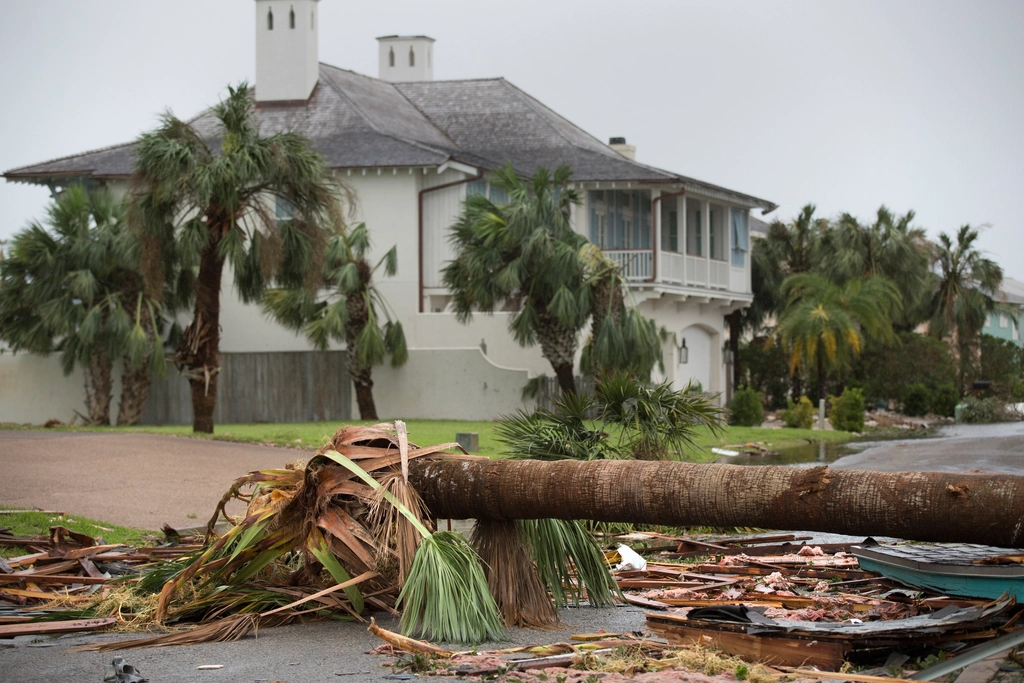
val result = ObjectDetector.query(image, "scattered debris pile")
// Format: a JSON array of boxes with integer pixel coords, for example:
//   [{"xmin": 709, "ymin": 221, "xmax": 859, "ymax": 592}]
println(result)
[{"xmin": 0, "ymin": 524, "xmax": 200, "ymax": 638}]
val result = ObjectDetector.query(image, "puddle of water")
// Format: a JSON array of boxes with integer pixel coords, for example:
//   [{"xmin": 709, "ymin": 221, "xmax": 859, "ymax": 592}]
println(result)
[{"xmin": 719, "ymin": 440, "xmax": 859, "ymax": 467}]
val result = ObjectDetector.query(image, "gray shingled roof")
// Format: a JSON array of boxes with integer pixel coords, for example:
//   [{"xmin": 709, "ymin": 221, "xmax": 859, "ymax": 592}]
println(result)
[{"xmin": 5, "ymin": 65, "xmax": 775, "ymax": 210}]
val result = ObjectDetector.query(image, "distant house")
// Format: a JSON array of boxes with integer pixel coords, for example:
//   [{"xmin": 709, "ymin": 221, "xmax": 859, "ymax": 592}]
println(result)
[
  {"xmin": 2, "ymin": 0, "xmax": 775, "ymax": 424},
  {"xmin": 983, "ymin": 277, "xmax": 1024, "ymax": 347}
]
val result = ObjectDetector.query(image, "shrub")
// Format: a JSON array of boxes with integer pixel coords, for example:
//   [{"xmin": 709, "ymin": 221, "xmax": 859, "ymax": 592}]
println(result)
[
  {"xmin": 959, "ymin": 396, "xmax": 1009, "ymax": 424},
  {"xmin": 781, "ymin": 396, "xmax": 815, "ymax": 429},
  {"xmin": 738, "ymin": 337, "xmax": 790, "ymax": 410},
  {"xmin": 931, "ymin": 384, "xmax": 959, "ymax": 418},
  {"xmin": 852, "ymin": 332, "xmax": 956, "ymax": 407},
  {"xmin": 902, "ymin": 384, "xmax": 931, "ymax": 417},
  {"xmin": 829, "ymin": 387, "xmax": 865, "ymax": 432},
  {"xmin": 728, "ymin": 387, "xmax": 764, "ymax": 427}
]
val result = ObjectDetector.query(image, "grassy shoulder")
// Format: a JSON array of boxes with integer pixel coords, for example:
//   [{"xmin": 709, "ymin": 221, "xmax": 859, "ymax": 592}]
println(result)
[
  {"xmin": 0, "ymin": 506, "xmax": 153, "ymax": 557},
  {"xmin": 4, "ymin": 420, "xmax": 858, "ymax": 459}
]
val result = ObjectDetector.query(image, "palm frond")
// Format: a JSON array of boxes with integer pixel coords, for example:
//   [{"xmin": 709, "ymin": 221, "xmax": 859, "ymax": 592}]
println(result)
[{"xmin": 519, "ymin": 518, "xmax": 617, "ymax": 608}]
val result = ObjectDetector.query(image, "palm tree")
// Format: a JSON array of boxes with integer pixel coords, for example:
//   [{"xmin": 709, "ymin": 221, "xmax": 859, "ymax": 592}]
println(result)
[
  {"xmin": 0, "ymin": 186, "xmax": 167, "ymax": 425},
  {"xmin": 928, "ymin": 225, "xmax": 1006, "ymax": 392},
  {"xmin": 496, "ymin": 372, "xmax": 724, "ymax": 461},
  {"xmin": 775, "ymin": 273, "xmax": 900, "ymax": 403},
  {"xmin": 824, "ymin": 206, "xmax": 932, "ymax": 329},
  {"xmin": 751, "ymin": 204, "xmax": 829, "ymax": 398},
  {"xmin": 263, "ymin": 223, "xmax": 407, "ymax": 420},
  {"xmin": 578, "ymin": 244, "xmax": 665, "ymax": 379},
  {"xmin": 129, "ymin": 83, "xmax": 342, "ymax": 433},
  {"xmin": 444, "ymin": 164, "xmax": 589, "ymax": 395},
  {"xmin": 407, "ymin": 457, "xmax": 1023, "ymax": 547}
]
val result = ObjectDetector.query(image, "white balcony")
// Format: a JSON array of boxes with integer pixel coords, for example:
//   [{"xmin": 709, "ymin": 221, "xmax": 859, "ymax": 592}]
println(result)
[{"xmin": 604, "ymin": 249, "xmax": 653, "ymax": 281}]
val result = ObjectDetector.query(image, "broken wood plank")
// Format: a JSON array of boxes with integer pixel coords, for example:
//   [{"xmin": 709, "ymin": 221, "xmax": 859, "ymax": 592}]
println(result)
[
  {"xmin": 621, "ymin": 594, "xmax": 670, "ymax": 610},
  {"xmin": 781, "ymin": 667, "xmax": 917, "ymax": 683},
  {"xmin": 0, "ymin": 617, "xmax": 117, "ymax": 637},
  {"xmin": 648, "ymin": 620, "xmax": 849, "ymax": 669},
  {"xmin": 61, "ymin": 544, "xmax": 124, "ymax": 560},
  {"xmin": 4, "ymin": 552, "xmax": 49, "ymax": 568}
]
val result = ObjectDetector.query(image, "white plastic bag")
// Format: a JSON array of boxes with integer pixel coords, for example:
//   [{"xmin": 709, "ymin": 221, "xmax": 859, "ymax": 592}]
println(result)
[{"xmin": 614, "ymin": 544, "xmax": 647, "ymax": 571}]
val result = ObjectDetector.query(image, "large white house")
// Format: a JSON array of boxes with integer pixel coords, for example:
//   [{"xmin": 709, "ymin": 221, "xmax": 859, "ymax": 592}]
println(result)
[{"xmin": 2, "ymin": 0, "xmax": 775, "ymax": 424}]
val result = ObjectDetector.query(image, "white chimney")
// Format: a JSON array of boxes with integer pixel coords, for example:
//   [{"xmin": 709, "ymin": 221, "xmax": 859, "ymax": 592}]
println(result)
[
  {"xmin": 609, "ymin": 137, "xmax": 636, "ymax": 160},
  {"xmin": 255, "ymin": 0, "xmax": 320, "ymax": 102},
  {"xmin": 377, "ymin": 35, "xmax": 435, "ymax": 82}
]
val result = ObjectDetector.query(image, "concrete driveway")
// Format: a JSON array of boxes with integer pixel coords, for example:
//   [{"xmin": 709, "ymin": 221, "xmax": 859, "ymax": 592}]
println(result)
[{"xmin": 0, "ymin": 430, "xmax": 314, "ymax": 531}]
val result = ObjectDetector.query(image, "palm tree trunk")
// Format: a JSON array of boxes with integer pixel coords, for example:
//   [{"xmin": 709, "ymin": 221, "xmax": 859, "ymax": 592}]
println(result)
[
  {"xmin": 553, "ymin": 363, "xmax": 576, "ymax": 396},
  {"xmin": 352, "ymin": 367, "xmax": 378, "ymax": 420},
  {"xmin": 346, "ymin": 277, "xmax": 378, "ymax": 421},
  {"xmin": 536, "ymin": 307, "xmax": 577, "ymax": 395},
  {"xmin": 726, "ymin": 310, "xmax": 741, "ymax": 393},
  {"xmin": 117, "ymin": 359, "xmax": 152, "ymax": 426},
  {"xmin": 183, "ymin": 239, "xmax": 225, "ymax": 434},
  {"xmin": 409, "ymin": 459, "xmax": 1024, "ymax": 547},
  {"xmin": 83, "ymin": 348, "xmax": 113, "ymax": 426},
  {"xmin": 817, "ymin": 345, "xmax": 827, "ymax": 403},
  {"xmin": 117, "ymin": 307, "xmax": 156, "ymax": 426}
]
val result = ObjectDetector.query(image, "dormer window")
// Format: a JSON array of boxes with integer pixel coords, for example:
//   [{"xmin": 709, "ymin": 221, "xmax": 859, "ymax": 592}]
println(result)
[
  {"xmin": 409, "ymin": 47, "xmax": 415, "ymax": 67},
  {"xmin": 267, "ymin": 8, "xmax": 273, "ymax": 30},
  {"xmin": 289, "ymin": 7, "xmax": 295, "ymax": 28},
  {"xmin": 389, "ymin": 47, "xmax": 395, "ymax": 67}
]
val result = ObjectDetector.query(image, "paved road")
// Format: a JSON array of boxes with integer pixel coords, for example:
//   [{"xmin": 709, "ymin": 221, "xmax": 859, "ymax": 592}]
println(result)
[
  {"xmin": 830, "ymin": 421, "xmax": 1024, "ymax": 474},
  {"xmin": 0, "ymin": 431, "xmax": 313, "ymax": 531}
]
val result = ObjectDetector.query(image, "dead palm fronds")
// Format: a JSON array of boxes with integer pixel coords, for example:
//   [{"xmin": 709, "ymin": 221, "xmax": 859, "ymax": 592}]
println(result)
[{"xmin": 471, "ymin": 519, "xmax": 559, "ymax": 629}]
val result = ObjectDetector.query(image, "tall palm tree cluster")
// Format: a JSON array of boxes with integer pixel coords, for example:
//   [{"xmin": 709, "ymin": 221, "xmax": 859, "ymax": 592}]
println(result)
[
  {"xmin": 745, "ymin": 204, "xmax": 1011, "ymax": 404},
  {"xmin": 0, "ymin": 84, "xmax": 407, "ymax": 431},
  {"xmin": 0, "ymin": 186, "xmax": 170, "ymax": 425}
]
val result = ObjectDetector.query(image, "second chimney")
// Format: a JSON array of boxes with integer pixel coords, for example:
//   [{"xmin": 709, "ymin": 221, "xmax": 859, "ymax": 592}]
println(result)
[
  {"xmin": 377, "ymin": 35, "xmax": 435, "ymax": 82},
  {"xmin": 609, "ymin": 137, "xmax": 636, "ymax": 160}
]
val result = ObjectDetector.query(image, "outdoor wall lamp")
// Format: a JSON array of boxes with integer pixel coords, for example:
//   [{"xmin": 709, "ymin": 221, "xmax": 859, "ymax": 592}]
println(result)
[
  {"xmin": 678, "ymin": 337, "xmax": 688, "ymax": 364},
  {"xmin": 723, "ymin": 344, "xmax": 734, "ymax": 365}
]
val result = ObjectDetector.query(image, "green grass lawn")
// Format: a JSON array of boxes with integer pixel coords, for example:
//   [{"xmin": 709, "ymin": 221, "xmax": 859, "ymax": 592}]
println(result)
[
  {"xmin": 0, "ymin": 506, "xmax": 153, "ymax": 557},
  {"xmin": 6, "ymin": 420, "xmax": 856, "ymax": 459}
]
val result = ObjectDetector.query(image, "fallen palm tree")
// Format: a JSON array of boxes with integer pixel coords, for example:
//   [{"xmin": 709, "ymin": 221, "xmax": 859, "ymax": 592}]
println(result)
[
  {"xmin": 78, "ymin": 421, "xmax": 614, "ymax": 650},
  {"xmin": 74, "ymin": 376, "xmax": 1024, "ymax": 650},
  {"xmin": 409, "ymin": 458, "xmax": 1024, "ymax": 547}
]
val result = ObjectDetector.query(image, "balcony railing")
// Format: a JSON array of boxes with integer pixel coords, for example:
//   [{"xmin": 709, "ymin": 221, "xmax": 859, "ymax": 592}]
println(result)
[
  {"xmin": 604, "ymin": 249, "xmax": 652, "ymax": 281},
  {"xmin": 604, "ymin": 249, "xmax": 740, "ymax": 293}
]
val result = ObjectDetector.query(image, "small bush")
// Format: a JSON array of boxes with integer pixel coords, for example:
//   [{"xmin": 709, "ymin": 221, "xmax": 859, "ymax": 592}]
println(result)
[
  {"xmin": 781, "ymin": 396, "xmax": 815, "ymax": 429},
  {"xmin": 931, "ymin": 384, "xmax": 959, "ymax": 418},
  {"xmin": 728, "ymin": 387, "xmax": 764, "ymax": 427},
  {"xmin": 959, "ymin": 396, "xmax": 1009, "ymax": 424},
  {"xmin": 829, "ymin": 387, "xmax": 865, "ymax": 432},
  {"xmin": 902, "ymin": 384, "xmax": 931, "ymax": 417}
]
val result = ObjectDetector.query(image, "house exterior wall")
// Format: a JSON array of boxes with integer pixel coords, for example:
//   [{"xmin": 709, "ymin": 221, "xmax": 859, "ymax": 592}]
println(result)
[
  {"xmin": 2, "ymin": 165, "xmax": 758, "ymax": 423},
  {"xmin": 982, "ymin": 311, "xmax": 1022, "ymax": 346},
  {"xmin": 0, "ymin": 352, "xmax": 92, "ymax": 424}
]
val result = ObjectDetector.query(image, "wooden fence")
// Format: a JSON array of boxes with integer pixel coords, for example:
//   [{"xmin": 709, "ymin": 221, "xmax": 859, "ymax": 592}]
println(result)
[
  {"xmin": 141, "ymin": 351, "xmax": 351, "ymax": 425},
  {"xmin": 532, "ymin": 374, "xmax": 595, "ymax": 412}
]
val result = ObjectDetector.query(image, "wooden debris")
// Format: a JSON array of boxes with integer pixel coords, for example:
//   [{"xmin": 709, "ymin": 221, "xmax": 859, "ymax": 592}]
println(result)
[{"xmin": 0, "ymin": 617, "xmax": 116, "ymax": 637}]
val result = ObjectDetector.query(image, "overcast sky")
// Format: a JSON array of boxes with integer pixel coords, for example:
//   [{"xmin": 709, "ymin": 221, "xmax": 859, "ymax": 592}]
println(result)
[{"xmin": 2, "ymin": 1, "xmax": 1022, "ymax": 280}]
